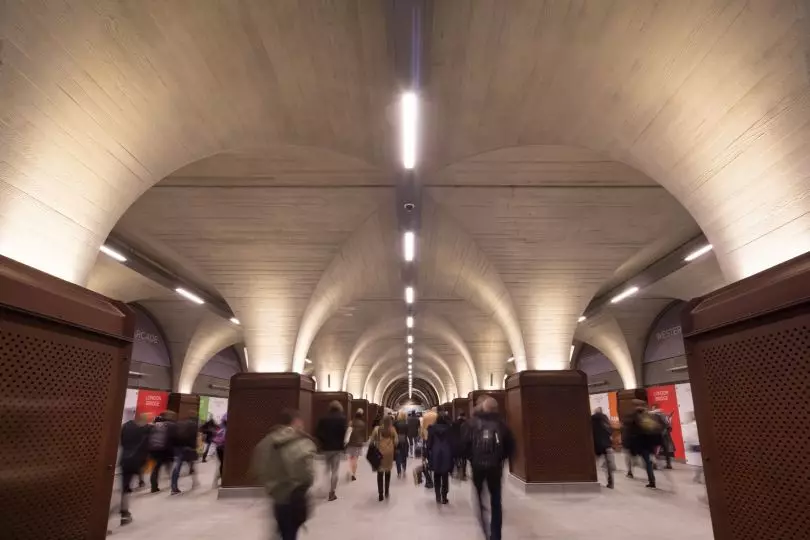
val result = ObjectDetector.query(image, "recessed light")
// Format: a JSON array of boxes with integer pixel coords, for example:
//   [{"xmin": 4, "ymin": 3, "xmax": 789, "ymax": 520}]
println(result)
[
  {"xmin": 404, "ymin": 231, "xmax": 416, "ymax": 262},
  {"xmin": 578, "ymin": 316, "xmax": 586, "ymax": 323},
  {"xmin": 304, "ymin": 358, "xmax": 312, "ymax": 364},
  {"xmin": 229, "ymin": 317, "xmax": 240, "ymax": 325},
  {"xmin": 401, "ymin": 91, "xmax": 418, "ymax": 170},
  {"xmin": 507, "ymin": 356, "xmax": 514, "ymax": 363},
  {"xmin": 407, "ymin": 335, "xmax": 414, "ymax": 344},
  {"xmin": 407, "ymin": 348, "xmax": 413, "ymax": 355},
  {"xmin": 406, "ymin": 315, "xmax": 414, "ymax": 328},
  {"xmin": 405, "ymin": 286, "xmax": 415, "ymax": 304}
]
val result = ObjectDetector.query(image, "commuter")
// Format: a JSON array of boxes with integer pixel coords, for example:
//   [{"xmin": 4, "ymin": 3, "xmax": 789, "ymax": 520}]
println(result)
[
  {"xmin": 591, "ymin": 407, "xmax": 615, "ymax": 489},
  {"xmin": 631, "ymin": 401, "xmax": 663, "ymax": 489},
  {"xmin": 315, "ymin": 400, "xmax": 347, "ymax": 502},
  {"xmin": 199, "ymin": 415, "xmax": 217, "ymax": 462},
  {"xmin": 171, "ymin": 413, "xmax": 199, "ymax": 494},
  {"xmin": 119, "ymin": 414, "xmax": 149, "ymax": 525},
  {"xmin": 212, "ymin": 415, "xmax": 227, "ymax": 487},
  {"xmin": 394, "ymin": 411, "xmax": 409, "ymax": 478},
  {"xmin": 451, "ymin": 411, "xmax": 468, "ymax": 480},
  {"xmin": 253, "ymin": 409, "xmax": 316, "ymax": 540},
  {"xmin": 426, "ymin": 408, "xmax": 454, "ymax": 504},
  {"xmin": 419, "ymin": 408, "xmax": 438, "ymax": 489},
  {"xmin": 345, "ymin": 408, "xmax": 366, "ymax": 482},
  {"xmin": 407, "ymin": 410, "xmax": 421, "ymax": 457},
  {"xmin": 148, "ymin": 411, "xmax": 176, "ymax": 493},
  {"xmin": 466, "ymin": 396, "xmax": 515, "ymax": 540},
  {"xmin": 650, "ymin": 403, "xmax": 675, "ymax": 469},
  {"xmin": 369, "ymin": 415, "xmax": 397, "ymax": 501}
]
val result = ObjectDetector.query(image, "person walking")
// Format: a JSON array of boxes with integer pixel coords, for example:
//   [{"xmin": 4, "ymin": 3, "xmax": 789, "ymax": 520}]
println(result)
[
  {"xmin": 346, "ymin": 408, "xmax": 366, "ymax": 482},
  {"xmin": 466, "ymin": 396, "xmax": 515, "ymax": 540},
  {"xmin": 199, "ymin": 415, "xmax": 217, "ymax": 462},
  {"xmin": 650, "ymin": 403, "xmax": 675, "ymax": 469},
  {"xmin": 632, "ymin": 402, "xmax": 662, "ymax": 489},
  {"xmin": 212, "ymin": 415, "xmax": 227, "ymax": 488},
  {"xmin": 148, "ymin": 412, "xmax": 176, "ymax": 493},
  {"xmin": 394, "ymin": 411, "xmax": 409, "ymax": 478},
  {"xmin": 420, "ymin": 408, "xmax": 438, "ymax": 489},
  {"xmin": 591, "ymin": 407, "xmax": 615, "ymax": 489},
  {"xmin": 369, "ymin": 415, "xmax": 397, "ymax": 501},
  {"xmin": 427, "ymin": 409, "xmax": 454, "ymax": 504},
  {"xmin": 253, "ymin": 409, "xmax": 316, "ymax": 540},
  {"xmin": 170, "ymin": 413, "xmax": 199, "ymax": 495},
  {"xmin": 315, "ymin": 400, "xmax": 347, "ymax": 502},
  {"xmin": 451, "ymin": 411, "xmax": 468, "ymax": 480},
  {"xmin": 119, "ymin": 414, "xmax": 149, "ymax": 525},
  {"xmin": 407, "ymin": 411, "xmax": 421, "ymax": 457}
]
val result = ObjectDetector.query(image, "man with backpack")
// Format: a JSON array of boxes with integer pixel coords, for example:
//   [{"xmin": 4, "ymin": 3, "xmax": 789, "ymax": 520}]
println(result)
[
  {"xmin": 252, "ymin": 409, "xmax": 316, "ymax": 540},
  {"xmin": 632, "ymin": 401, "xmax": 663, "ymax": 489},
  {"xmin": 148, "ymin": 411, "xmax": 176, "ymax": 493},
  {"xmin": 466, "ymin": 396, "xmax": 515, "ymax": 540},
  {"xmin": 426, "ymin": 408, "xmax": 455, "ymax": 504},
  {"xmin": 170, "ymin": 413, "xmax": 200, "ymax": 494}
]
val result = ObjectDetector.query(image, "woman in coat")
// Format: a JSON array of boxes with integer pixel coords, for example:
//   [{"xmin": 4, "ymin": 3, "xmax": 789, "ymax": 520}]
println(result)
[
  {"xmin": 346, "ymin": 409, "xmax": 366, "ymax": 482},
  {"xmin": 370, "ymin": 415, "xmax": 398, "ymax": 501},
  {"xmin": 394, "ymin": 411, "xmax": 409, "ymax": 478}
]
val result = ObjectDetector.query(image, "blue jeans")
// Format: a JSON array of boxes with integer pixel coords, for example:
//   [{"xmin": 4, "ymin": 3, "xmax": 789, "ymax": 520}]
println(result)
[
  {"xmin": 640, "ymin": 450, "xmax": 656, "ymax": 486},
  {"xmin": 171, "ymin": 448, "xmax": 197, "ymax": 492}
]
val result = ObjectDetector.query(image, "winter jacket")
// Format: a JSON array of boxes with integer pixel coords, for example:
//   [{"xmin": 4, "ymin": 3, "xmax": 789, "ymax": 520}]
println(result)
[
  {"xmin": 591, "ymin": 412, "xmax": 613, "ymax": 455},
  {"xmin": 200, "ymin": 419, "xmax": 217, "ymax": 443},
  {"xmin": 407, "ymin": 416, "xmax": 421, "ymax": 438},
  {"xmin": 120, "ymin": 421, "xmax": 150, "ymax": 473},
  {"xmin": 394, "ymin": 419, "xmax": 409, "ymax": 446},
  {"xmin": 451, "ymin": 417, "xmax": 467, "ymax": 455},
  {"xmin": 464, "ymin": 411, "xmax": 516, "ymax": 469},
  {"xmin": 427, "ymin": 417, "xmax": 455, "ymax": 474},
  {"xmin": 347, "ymin": 418, "xmax": 366, "ymax": 447},
  {"xmin": 370, "ymin": 425, "xmax": 398, "ymax": 472},
  {"xmin": 315, "ymin": 411, "xmax": 348, "ymax": 452},
  {"xmin": 252, "ymin": 425, "xmax": 316, "ymax": 504}
]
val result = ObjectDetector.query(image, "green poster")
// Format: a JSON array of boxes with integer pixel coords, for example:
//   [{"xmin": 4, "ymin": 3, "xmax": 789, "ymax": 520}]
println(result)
[{"xmin": 198, "ymin": 395, "xmax": 209, "ymax": 422}]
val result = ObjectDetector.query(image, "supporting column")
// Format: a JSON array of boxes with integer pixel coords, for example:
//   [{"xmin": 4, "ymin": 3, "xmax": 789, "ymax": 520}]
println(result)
[
  {"xmin": 468, "ymin": 389, "xmax": 506, "ymax": 418},
  {"xmin": 220, "ymin": 373, "xmax": 314, "ymax": 497},
  {"xmin": 351, "ymin": 398, "xmax": 369, "ymax": 439},
  {"xmin": 312, "ymin": 391, "xmax": 352, "ymax": 428},
  {"xmin": 0, "ymin": 255, "xmax": 134, "ymax": 539},
  {"xmin": 505, "ymin": 371, "xmax": 598, "ymax": 494},
  {"xmin": 167, "ymin": 392, "xmax": 200, "ymax": 420},
  {"xmin": 615, "ymin": 388, "xmax": 647, "ymax": 422},
  {"xmin": 452, "ymin": 397, "xmax": 469, "ymax": 419},
  {"xmin": 683, "ymin": 251, "xmax": 810, "ymax": 540}
]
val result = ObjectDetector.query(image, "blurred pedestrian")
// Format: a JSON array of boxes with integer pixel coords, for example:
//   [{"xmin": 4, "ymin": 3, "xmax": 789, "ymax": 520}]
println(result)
[
  {"xmin": 369, "ymin": 415, "xmax": 397, "ymax": 501},
  {"xmin": 199, "ymin": 415, "xmax": 217, "ymax": 462},
  {"xmin": 407, "ymin": 411, "xmax": 421, "ymax": 457},
  {"xmin": 591, "ymin": 407, "xmax": 615, "ymax": 489},
  {"xmin": 315, "ymin": 401, "xmax": 347, "ymax": 502},
  {"xmin": 212, "ymin": 415, "xmax": 227, "ymax": 487},
  {"xmin": 650, "ymin": 403, "xmax": 675, "ymax": 469},
  {"xmin": 170, "ymin": 412, "xmax": 199, "ymax": 494},
  {"xmin": 426, "ymin": 408, "xmax": 454, "ymax": 504},
  {"xmin": 420, "ymin": 408, "xmax": 438, "ymax": 489},
  {"xmin": 346, "ymin": 408, "xmax": 366, "ymax": 482},
  {"xmin": 148, "ymin": 411, "xmax": 176, "ymax": 493},
  {"xmin": 119, "ymin": 414, "xmax": 149, "ymax": 525},
  {"xmin": 451, "ymin": 411, "xmax": 468, "ymax": 480},
  {"xmin": 253, "ymin": 409, "xmax": 316, "ymax": 540},
  {"xmin": 394, "ymin": 411, "xmax": 409, "ymax": 478}
]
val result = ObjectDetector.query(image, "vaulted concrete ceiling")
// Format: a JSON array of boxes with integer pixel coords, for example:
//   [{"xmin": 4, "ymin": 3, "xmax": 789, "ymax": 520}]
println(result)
[{"xmin": 3, "ymin": 1, "xmax": 809, "ymax": 398}]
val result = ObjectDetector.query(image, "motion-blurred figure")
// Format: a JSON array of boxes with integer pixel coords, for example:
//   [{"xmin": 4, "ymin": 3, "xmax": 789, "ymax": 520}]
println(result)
[
  {"xmin": 650, "ymin": 403, "xmax": 674, "ymax": 469},
  {"xmin": 199, "ymin": 415, "xmax": 217, "ymax": 463},
  {"xmin": 591, "ymin": 407, "xmax": 615, "ymax": 489},
  {"xmin": 630, "ymin": 401, "xmax": 663, "ymax": 489},
  {"xmin": 466, "ymin": 396, "xmax": 515, "ymax": 540},
  {"xmin": 119, "ymin": 413, "xmax": 149, "ymax": 525},
  {"xmin": 451, "ymin": 411, "xmax": 468, "ymax": 480},
  {"xmin": 427, "ymin": 408, "xmax": 454, "ymax": 504},
  {"xmin": 346, "ymin": 408, "xmax": 366, "ymax": 482},
  {"xmin": 407, "ymin": 411, "xmax": 421, "ymax": 457},
  {"xmin": 253, "ymin": 409, "xmax": 316, "ymax": 540},
  {"xmin": 370, "ymin": 415, "xmax": 398, "ymax": 501},
  {"xmin": 394, "ymin": 411, "xmax": 409, "ymax": 478},
  {"xmin": 170, "ymin": 413, "xmax": 199, "ymax": 494},
  {"xmin": 315, "ymin": 400, "xmax": 347, "ymax": 502},
  {"xmin": 148, "ymin": 411, "xmax": 176, "ymax": 493},
  {"xmin": 212, "ymin": 414, "xmax": 227, "ymax": 487},
  {"xmin": 419, "ymin": 408, "xmax": 438, "ymax": 489}
]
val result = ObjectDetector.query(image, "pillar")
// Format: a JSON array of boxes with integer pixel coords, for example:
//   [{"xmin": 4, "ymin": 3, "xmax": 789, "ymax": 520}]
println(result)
[
  {"xmin": 615, "ymin": 388, "xmax": 647, "ymax": 422},
  {"xmin": 351, "ymin": 398, "xmax": 369, "ymax": 439},
  {"xmin": 452, "ymin": 397, "xmax": 470, "ymax": 419},
  {"xmin": 311, "ymin": 391, "xmax": 352, "ymax": 428},
  {"xmin": 505, "ymin": 371, "xmax": 598, "ymax": 493},
  {"xmin": 220, "ymin": 373, "xmax": 314, "ymax": 496},
  {"xmin": 167, "ymin": 392, "xmax": 200, "ymax": 420},
  {"xmin": 0, "ymin": 255, "xmax": 134, "ymax": 539},
  {"xmin": 468, "ymin": 389, "xmax": 505, "ymax": 418},
  {"xmin": 682, "ymin": 251, "xmax": 810, "ymax": 540}
]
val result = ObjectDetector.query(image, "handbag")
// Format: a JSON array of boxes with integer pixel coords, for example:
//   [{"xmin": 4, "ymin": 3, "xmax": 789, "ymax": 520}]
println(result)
[{"xmin": 366, "ymin": 443, "xmax": 383, "ymax": 471}]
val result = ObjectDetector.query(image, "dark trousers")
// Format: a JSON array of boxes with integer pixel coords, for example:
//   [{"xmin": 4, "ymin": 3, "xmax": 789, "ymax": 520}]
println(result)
[
  {"xmin": 216, "ymin": 446, "xmax": 225, "ymax": 477},
  {"xmin": 473, "ymin": 467, "xmax": 503, "ymax": 540},
  {"xmin": 149, "ymin": 451, "xmax": 172, "ymax": 490},
  {"xmin": 433, "ymin": 472, "xmax": 449, "ymax": 501},
  {"xmin": 640, "ymin": 450, "xmax": 656, "ymax": 486},
  {"xmin": 274, "ymin": 500, "xmax": 306, "ymax": 540},
  {"xmin": 456, "ymin": 457, "xmax": 468, "ymax": 478},
  {"xmin": 395, "ymin": 444, "xmax": 408, "ymax": 475},
  {"xmin": 202, "ymin": 441, "xmax": 212, "ymax": 461},
  {"xmin": 376, "ymin": 470, "xmax": 391, "ymax": 497},
  {"xmin": 120, "ymin": 470, "xmax": 136, "ymax": 516}
]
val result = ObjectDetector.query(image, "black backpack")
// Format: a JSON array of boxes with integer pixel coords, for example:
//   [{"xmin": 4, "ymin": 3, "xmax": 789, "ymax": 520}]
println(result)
[
  {"xmin": 148, "ymin": 422, "xmax": 169, "ymax": 451},
  {"xmin": 471, "ymin": 418, "xmax": 504, "ymax": 469}
]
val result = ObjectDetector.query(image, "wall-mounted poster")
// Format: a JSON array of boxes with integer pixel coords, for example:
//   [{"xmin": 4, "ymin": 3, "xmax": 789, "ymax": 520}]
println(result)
[
  {"xmin": 207, "ymin": 396, "xmax": 229, "ymax": 423},
  {"xmin": 675, "ymin": 382, "xmax": 702, "ymax": 466},
  {"xmin": 646, "ymin": 384, "xmax": 685, "ymax": 460},
  {"xmin": 122, "ymin": 388, "xmax": 139, "ymax": 424},
  {"xmin": 135, "ymin": 389, "xmax": 168, "ymax": 422}
]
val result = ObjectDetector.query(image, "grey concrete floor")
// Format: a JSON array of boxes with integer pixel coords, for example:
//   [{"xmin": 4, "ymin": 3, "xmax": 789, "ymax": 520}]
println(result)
[{"xmin": 108, "ymin": 457, "xmax": 713, "ymax": 539}]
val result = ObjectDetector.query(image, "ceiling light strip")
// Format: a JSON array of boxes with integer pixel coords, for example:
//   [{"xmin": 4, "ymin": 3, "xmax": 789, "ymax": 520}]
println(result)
[
  {"xmin": 175, "ymin": 287, "xmax": 205, "ymax": 305},
  {"xmin": 684, "ymin": 244, "xmax": 713, "ymax": 262},
  {"xmin": 610, "ymin": 286, "xmax": 639, "ymax": 304}
]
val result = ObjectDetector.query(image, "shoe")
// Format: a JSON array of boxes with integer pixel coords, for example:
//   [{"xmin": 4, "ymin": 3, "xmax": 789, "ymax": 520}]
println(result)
[
  {"xmin": 171, "ymin": 490, "xmax": 182, "ymax": 495},
  {"xmin": 385, "ymin": 491, "xmax": 390, "ymax": 499},
  {"xmin": 606, "ymin": 482, "xmax": 614, "ymax": 489},
  {"xmin": 442, "ymin": 498, "xmax": 449, "ymax": 505},
  {"xmin": 351, "ymin": 475, "xmax": 357, "ymax": 481},
  {"xmin": 645, "ymin": 483, "xmax": 656, "ymax": 489},
  {"xmin": 120, "ymin": 514, "xmax": 133, "ymax": 526},
  {"xmin": 150, "ymin": 488, "xmax": 160, "ymax": 494},
  {"xmin": 626, "ymin": 472, "xmax": 634, "ymax": 479},
  {"xmin": 378, "ymin": 494, "xmax": 384, "ymax": 502},
  {"xmin": 397, "ymin": 472, "xmax": 401, "ymax": 479},
  {"xmin": 666, "ymin": 465, "xmax": 673, "ymax": 470},
  {"xmin": 436, "ymin": 495, "xmax": 442, "ymax": 504},
  {"xmin": 328, "ymin": 492, "xmax": 337, "ymax": 502},
  {"xmin": 201, "ymin": 459, "xmax": 207, "ymax": 463},
  {"xmin": 138, "ymin": 482, "xmax": 146, "ymax": 489}
]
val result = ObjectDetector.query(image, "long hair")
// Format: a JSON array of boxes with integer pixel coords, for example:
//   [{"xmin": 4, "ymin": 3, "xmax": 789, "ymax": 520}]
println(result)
[{"xmin": 381, "ymin": 415, "xmax": 394, "ymax": 436}]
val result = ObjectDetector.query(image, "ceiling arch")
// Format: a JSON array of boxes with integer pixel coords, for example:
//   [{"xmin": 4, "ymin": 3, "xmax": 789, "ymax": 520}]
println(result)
[
  {"xmin": 374, "ymin": 364, "xmax": 448, "ymax": 406},
  {"xmin": 383, "ymin": 378, "xmax": 439, "ymax": 409},
  {"xmin": 361, "ymin": 343, "xmax": 458, "ymax": 404}
]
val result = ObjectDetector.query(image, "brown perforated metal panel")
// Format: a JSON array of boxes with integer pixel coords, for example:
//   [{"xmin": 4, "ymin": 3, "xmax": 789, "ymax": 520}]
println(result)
[
  {"xmin": 222, "ymin": 373, "xmax": 314, "ymax": 487},
  {"xmin": 468, "ymin": 390, "xmax": 505, "ymax": 418},
  {"xmin": 506, "ymin": 371, "xmax": 596, "ymax": 483},
  {"xmin": 687, "ymin": 314, "xmax": 810, "ymax": 539},
  {"xmin": 0, "ymin": 310, "xmax": 131, "ymax": 539},
  {"xmin": 168, "ymin": 392, "xmax": 201, "ymax": 420}
]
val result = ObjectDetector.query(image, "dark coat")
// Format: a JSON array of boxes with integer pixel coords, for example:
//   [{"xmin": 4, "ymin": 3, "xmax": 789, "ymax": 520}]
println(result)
[
  {"xmin": 406, "ymin": 416, "xmax": 420, "ymax": 438},
  {"xmin": 464, "ymin": 411, "xmax": 516, "ymax": 468},
  {"xmin": 200, "ymin": 419, "xmax": 217, "ymax": 443},
  {"xmin": 427, "ymin": 417, "xmax": 455, "ymax": 474},
  {"xmin": 451, "ymin": 417, "xmax": 467, "ymax": 454},
  {"xmin": 315, "ymin": 411, "xmax": 348, "ymax": 452},
  {"xmin": 591, "ymin": 412, "xmax": 612, "ymax": 455},
  {"xmin": 120, "ymin": 420, "xmax": 150, "ymax": 473}
]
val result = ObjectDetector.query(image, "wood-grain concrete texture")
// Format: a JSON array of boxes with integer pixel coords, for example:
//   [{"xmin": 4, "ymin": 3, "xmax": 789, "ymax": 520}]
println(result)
[{"xmin": 2, "ymin": 1, "xmax": 809, "ymax": 400}]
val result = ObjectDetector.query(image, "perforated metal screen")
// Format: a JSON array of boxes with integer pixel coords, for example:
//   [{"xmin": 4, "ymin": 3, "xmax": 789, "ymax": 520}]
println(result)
[
  {"xmin": 0, "ymin": 310, "xmax": 128, "ymax": 539},
  {"xmin": 689, "ymin": 314, "xmax": 810, "ymax": 539}
]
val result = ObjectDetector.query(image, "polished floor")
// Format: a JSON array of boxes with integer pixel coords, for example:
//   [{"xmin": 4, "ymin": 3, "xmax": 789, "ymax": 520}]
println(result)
[{"xmin": 108, "ymin": 456, "xmax": 713, "ymax": 539}]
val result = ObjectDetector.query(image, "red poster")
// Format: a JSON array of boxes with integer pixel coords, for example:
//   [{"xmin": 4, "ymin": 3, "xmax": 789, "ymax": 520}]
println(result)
[
  {"xmin": 135, "ymin": 390, "xmax": 168, "ymax": 422},
  {"xmin": 647, "ymin": 385, "xmax": 685, "ymax": 460}
]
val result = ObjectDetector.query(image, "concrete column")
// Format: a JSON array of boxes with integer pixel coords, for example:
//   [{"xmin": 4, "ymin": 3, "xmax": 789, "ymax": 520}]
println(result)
[
  {"xmin": 220, "ymin": 373, "xmax": 314, "ymax": 496},
  {"xmin": 505, "ymin": 371, "xmax": 598, "ymax": 493}
]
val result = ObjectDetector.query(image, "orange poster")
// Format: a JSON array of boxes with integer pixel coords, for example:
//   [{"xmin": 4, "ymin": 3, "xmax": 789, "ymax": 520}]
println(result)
[{"xmin": 608, "ymin": 392, "xmax": 619, "ymax": 423}]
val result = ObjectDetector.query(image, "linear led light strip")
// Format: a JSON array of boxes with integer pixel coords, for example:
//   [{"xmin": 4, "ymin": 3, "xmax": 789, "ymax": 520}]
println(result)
[
  {"xmin": 684, "ymin": 244, "xmax": 713, "ymax": 262},
  {"xmin": 401, "ymin": 92, "xmax": 418, "ymax": 170},
  {"xmin": 403, "ymin": 231, "xmax": 416, "ymax": 262},
  {"xmin": 99, "ymin": 244, "xmax": 127, "ymax": 262},
  {"xmin": 610, "ymin": 286, "xmax": 639, "ymax": 304},
  {"xmin": 175, "ymin": 287, "xmax": 205, "ymax": 305}
]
